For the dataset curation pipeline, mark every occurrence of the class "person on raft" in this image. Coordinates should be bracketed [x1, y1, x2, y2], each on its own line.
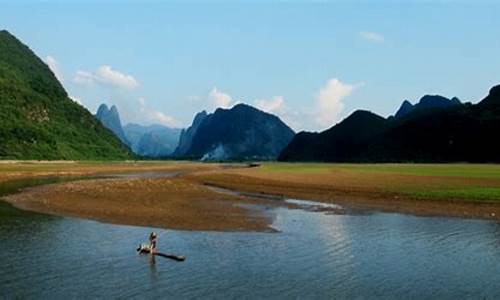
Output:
[149, 232, 157, 254]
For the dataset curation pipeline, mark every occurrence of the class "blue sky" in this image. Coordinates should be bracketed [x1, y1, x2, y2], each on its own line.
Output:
[1, 1, 499, 131]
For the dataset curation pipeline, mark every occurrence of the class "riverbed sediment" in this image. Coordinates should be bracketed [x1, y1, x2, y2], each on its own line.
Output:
[3, 161, 500, 232]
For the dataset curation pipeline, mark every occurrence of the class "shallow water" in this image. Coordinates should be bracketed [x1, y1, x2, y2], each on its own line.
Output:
[1, 177, 500, 298]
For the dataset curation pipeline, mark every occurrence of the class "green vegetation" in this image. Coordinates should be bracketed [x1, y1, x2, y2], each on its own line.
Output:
[406, 187, 500, 203]
[261, 163, 500, 178]
[259, 163, 335, 173]
[334, 164, 500, 179]
[259, 162, 500, 202]
[0, 30, 133, 160]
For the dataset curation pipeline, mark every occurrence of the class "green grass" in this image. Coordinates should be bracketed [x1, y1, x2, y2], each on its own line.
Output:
[259, 163, 335, 173]
[259, 162, 500, 202]
[260, 162, 500, 179]
[336, 164, 500, 179]
[405, 187, 500, 202]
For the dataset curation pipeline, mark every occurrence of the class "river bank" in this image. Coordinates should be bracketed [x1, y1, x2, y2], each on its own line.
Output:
[187, 163, 500, 220]
[3, 162, 500, 232]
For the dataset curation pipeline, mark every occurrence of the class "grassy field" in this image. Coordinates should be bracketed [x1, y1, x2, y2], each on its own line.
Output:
[261, 163, 500, 178]
[256, 163, 500, 202]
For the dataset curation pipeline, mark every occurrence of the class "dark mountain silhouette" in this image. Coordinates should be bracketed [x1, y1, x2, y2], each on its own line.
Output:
[394, 100, 414, 119]
[173, 110, 207, 157]
[478, 84, 500, 106]
[174, 104, 294, 160]
[0, 30, 132, 159]
[279, 110, 388, 161]
[393, 95, 461, 119]
[95, 104, 130, 146]
[124, 123, 181, 157]
[280, 85, 500, 162]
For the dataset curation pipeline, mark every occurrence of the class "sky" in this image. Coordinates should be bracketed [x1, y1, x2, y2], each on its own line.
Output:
[1, 1, 499, 132]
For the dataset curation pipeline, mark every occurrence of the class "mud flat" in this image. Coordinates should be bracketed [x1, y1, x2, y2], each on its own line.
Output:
[4, 176, 274, 232]
[0, 161, 223, 183]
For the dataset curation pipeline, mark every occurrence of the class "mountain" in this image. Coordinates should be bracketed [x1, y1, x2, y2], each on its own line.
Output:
[280, 85, 500, 163]
[123, 123, 181, 157]
[173, 111, 208, 157]
[394, 95, 461, 119]
[95, 104, 130, 146]
[366, 87, 498, 162]
[478, 84, 500, 107]
[94, 104, 182, 158]
[174, 104, 294, 160]
[0, 30, 132, 160]
[279, 110, 388, 162]
[394, 100, 414, 119]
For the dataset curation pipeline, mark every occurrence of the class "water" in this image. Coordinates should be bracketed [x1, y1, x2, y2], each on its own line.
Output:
[1, 177, 500, 298]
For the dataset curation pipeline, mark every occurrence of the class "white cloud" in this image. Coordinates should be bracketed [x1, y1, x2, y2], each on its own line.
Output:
[190, 80, 359, 131]
[45, 55, 64, 83]
[359, 31, 384, 43]
[315, 78, 360, 128]
[137, 97, 181, 128]
[208, 87, 233, 109]
[96, 66, 139, 90]
[198, 87, 299, 129]
[254, 96, 303, 131]
[151, 111, 179, 127]
[74, 65, 139, 90]
[74, 70, 94, 85]
[255, 96, 284, 114]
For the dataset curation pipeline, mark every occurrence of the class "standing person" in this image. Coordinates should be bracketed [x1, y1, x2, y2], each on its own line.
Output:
[149, 232, 157, 254]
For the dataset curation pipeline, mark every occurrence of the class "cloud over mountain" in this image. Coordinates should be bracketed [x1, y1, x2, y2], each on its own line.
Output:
[74, 65, 139, 90]
[315, 78, 360, 128]
[137, 97, 180, 128]
[208, 87, 233, 109]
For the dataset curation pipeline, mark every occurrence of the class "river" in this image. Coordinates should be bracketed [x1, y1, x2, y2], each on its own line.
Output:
[1, 176, 500, 298]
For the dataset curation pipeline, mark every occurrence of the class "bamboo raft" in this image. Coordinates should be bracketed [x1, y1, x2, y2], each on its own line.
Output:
[137, 244, 186, 262]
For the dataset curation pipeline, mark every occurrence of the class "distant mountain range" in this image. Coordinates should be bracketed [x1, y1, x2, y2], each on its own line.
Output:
[124, 123, 181, 157]
[279, 88, 500, 162]
[0, 30, 132, 160]
[174, 104, 294, 160]
[95, 104, 181, 158]
[97, 103, 293, 160]
[2, 30, 499, 163]
[73, 87, 500, 163]
[96, 103, 294, 160]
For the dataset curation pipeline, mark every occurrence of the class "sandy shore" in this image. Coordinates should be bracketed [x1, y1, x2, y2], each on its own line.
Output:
[4, 176, 274, 232]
